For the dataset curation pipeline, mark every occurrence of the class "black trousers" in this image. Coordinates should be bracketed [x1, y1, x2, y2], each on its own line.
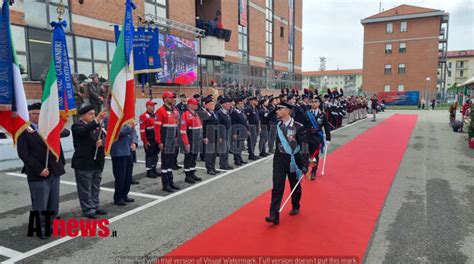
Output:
[268, 123, 277, 152]
[269, 158, 301, 220]
[308, 141, 322, 173]
[145, 143, 159, 170]
[233, 138, 245, 163]
[247, 124, 258, 157]
[259, 124, 269, 154]
[111, 155, 133, 202]
[218, 139, 230, 168]
[205, 142, 217, 171]
[161, 152, 176, 188]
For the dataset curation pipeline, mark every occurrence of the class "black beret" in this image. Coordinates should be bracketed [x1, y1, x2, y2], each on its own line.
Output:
[219, 97, 232, 104]
[276, 102, 294, 110]
[179, 94, 186, 98]
[287, 93, 295, 100]
[28, 102, 42, 111]
[78, 105, 96, 115]
[193, 94, 201, 99]
[88, 73, 98, 79]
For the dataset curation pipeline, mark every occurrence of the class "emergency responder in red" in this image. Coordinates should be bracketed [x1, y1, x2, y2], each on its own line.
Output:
[139, 100, 160, 179]
[180, 98, 204, 184]
[155, 92, 181, 193]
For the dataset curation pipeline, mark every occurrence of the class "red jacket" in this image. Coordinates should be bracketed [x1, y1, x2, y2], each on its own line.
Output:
[139, 111, 156, 145]
[154, 104, 180, 144]
[180, 110, 203, 145]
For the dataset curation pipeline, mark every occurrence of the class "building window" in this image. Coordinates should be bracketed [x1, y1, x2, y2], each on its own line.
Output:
[448, 62, 452, 68]
[238, 25, 248, 63]
[24, 1, 72, 32]
[384, 85, 390, 92]
[384, 64, 392, 75]
[386, 23, 393, 33]
[385, 43, 392, 54]
[75, 36, 114, 78]
[398, 84, 404, 91]
[460, 70, 464, 77]
[265, 0, 273, 68]
[280, 26, 284, 38]
[11, 25, 28, 80]
[456, 61, 465, 68]
[145, 0, 167, 19]
[399, 42, 406, 53]
[400, 21, 407, 32]
[398, 64, 406, 74]
[448, 70, 451, 77]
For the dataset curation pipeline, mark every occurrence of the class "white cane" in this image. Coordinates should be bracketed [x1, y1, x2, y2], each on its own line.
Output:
[321, 141, 330, 176]
[279, 173, 304, 213]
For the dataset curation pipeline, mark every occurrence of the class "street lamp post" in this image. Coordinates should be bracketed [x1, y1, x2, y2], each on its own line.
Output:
[426, 77, 431, 102]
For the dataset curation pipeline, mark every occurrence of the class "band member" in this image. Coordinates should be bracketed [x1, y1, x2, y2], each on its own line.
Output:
[265, 102, 307, 225]
[216, 97, 233, 170]
[231, 97, 249, 166]
[17, 103, 70, 238]
[180, 98, 203, 184]
[303, 97, 331, 180]
[71, 106, 107, 218]
[245, 97, 260, 160]
[139, 100, 160, 178]
[155, 91, 181, 193]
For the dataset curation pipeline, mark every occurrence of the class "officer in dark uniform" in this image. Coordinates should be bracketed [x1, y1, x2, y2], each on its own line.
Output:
[265, 102, 307, 225]
[17, 103, 70, 238]
[245, 96, 260, 160]
[139, 100, 160, 178]
[180, 98, 203, 184]
[216, 97, 233, 170]
[267, 96, 279, 153]
[154, 91, 181, 193]
[258, 98, 270, 157]
[230, 97, 249, 166]
[176, 94, 188, 114]
[201, 95, 220, 175]
[303, 97, 331, 180]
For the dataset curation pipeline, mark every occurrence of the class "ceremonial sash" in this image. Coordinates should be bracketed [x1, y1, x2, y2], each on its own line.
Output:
[306, 111, 325, 153]
[276, 121, 303, 179]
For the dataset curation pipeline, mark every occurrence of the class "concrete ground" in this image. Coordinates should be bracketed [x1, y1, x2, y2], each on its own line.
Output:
[0, 110, 472, 263]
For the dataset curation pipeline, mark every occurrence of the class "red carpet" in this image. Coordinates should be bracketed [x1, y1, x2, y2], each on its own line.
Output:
[167, 114, 418, 261]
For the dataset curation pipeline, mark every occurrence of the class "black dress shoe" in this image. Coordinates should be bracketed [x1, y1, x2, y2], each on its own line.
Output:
[131, 179, 139, 184]
[249, 156, 259, 160]
[260, 152, 269, 157]
[220, 165, 234, 170]
[207, 170, 216, 175]
[146, 170, 158, 178]
[235, 162, 242, 166]
[114, 200, 127, 206]
[163, 187, 174, 193]
[95, 208, 107, 215]
[84, 213, 98, 219]
[289, 208, 299, 216]
[213, 169, 221, 173]
[124, 197, 135, 203]
[265, 216, 279, 225]
[170, 184, 181, 190]
[240, 160, 248, 164]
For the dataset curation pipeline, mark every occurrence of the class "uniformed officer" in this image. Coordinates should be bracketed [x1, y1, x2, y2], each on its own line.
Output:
[258, 98, 270, 157]
[201, 96, 220, 175]
[245, 96, 260, 160]
[267, 96, 279, 154]
[71, 106, 107, 218]
[230, 97, 249, 166]
[180, 98, 203, 184]
[17, 103, 70, 238]
[265, 102, 308, 225]
[303, 97, 331, 180]
[216, 97, 233, 170]
[139, 100, 160, 178]
[155, 91, 181, 193]
[176, 94, 188, 114]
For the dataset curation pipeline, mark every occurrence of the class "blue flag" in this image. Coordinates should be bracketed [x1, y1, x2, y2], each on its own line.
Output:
[0, 0, 14, 110]
[51, 20, 75, 115]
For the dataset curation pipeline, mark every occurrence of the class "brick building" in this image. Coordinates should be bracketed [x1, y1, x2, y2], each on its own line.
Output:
[361, 5, 449, 94]
[8, 0, 302, 99]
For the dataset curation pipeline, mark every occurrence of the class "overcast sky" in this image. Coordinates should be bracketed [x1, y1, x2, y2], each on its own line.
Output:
[302, 0, 474, 71]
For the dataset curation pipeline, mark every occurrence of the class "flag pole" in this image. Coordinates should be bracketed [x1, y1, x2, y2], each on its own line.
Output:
[94, 86, 110, 160]
[45, 149, 49, 169]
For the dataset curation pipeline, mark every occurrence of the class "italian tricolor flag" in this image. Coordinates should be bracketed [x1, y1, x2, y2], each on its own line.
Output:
[0, 29, 29, 144]
[39, 59, 65, 160]
[105, 0, 136, 155]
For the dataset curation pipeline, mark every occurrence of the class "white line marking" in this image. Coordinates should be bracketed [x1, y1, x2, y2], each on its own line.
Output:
[5, 173, 164, 200]
[0, 246, 22, 259]
[2, 155, 274, 264]
[264, 156, 274, 163]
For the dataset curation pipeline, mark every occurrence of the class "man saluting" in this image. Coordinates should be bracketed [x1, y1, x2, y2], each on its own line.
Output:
[266, 102, 307, 225]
